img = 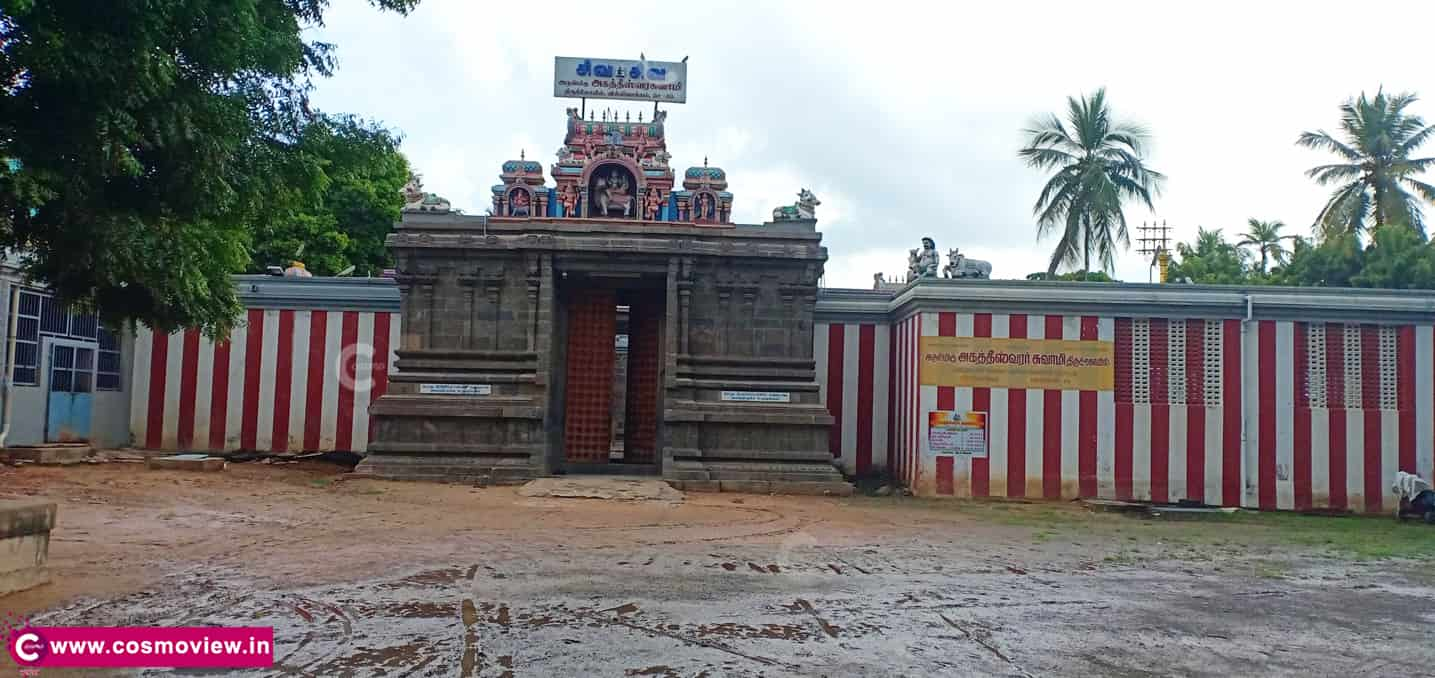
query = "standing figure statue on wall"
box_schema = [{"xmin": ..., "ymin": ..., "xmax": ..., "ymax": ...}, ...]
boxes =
[
  {"xmin": 916, "ymin": 237, "xmax": 940, "ymax": 278},
  {"xmin": 559, "ymin": 184, "xmax": 578, "ymax": 217},
  {"xmin": 906, "ymin": 249, "xmax": 920, "ymax": 282},
  {"xmin": 694, "ymin": 192, "xmax": 715, "ymax": 221},
  {"xmin": 644, "ymin": 188, "xmax": 662, "ymax": 221}
]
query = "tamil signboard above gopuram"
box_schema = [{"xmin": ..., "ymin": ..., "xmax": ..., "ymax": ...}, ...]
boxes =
[{"xmin": 553, "ymin": 56, "xmax": 688, "ymax": 103}]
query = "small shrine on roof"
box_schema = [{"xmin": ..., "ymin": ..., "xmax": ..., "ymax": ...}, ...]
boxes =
[{"xmin": 488, "ymin": 107, "xmax": 734, "ymax": 225}]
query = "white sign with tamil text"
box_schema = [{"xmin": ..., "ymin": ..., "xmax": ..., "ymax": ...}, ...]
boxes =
[
  {"xmin": 720, "ymin": 391, "xmax": 791, "ymax": 403},
  {"xmin": 927, "ymin": 411, "xmax": 988, "ymax": 457},
  {"xmin": 420, "ymin": 383, "xmax": 492, "ymax": 396},
  {"xmin": 554, "ymin": 56, "xmax": 687, "ymax": 104}
]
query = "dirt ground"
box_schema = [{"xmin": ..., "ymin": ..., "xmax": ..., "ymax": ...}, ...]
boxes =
[{"xmin": 3, "ymin": 462, "xmax": 1435, "ymax": 677}]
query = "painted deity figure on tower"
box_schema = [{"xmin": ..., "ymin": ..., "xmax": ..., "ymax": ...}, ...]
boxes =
[
  {"xmin": 559, "ymin": 184, "xmax": 578, "ymax": 216},
  {"xmin": 510, "ymin": 189, "xmax": 531, "ymax": 216},
  {"xmin": 593, "ymin": 168, "xmax": 634, "ymax": 217}
]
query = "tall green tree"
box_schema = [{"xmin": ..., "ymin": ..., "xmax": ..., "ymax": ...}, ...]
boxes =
[
  {"xmin": 249, "ymin": 115, "xmax": 409, "ymax": 277},
  {"xmin": 1020, "ymin": 88, "xmax": 1165, "ymax": 278},
  {"xmin": 0, "ymin": 0, "xmax": 418, "ymax": 335},
  {"xmin": 1236, "ymin": 218, "xmax": 1295, "ymax": 273},
  {"xmin": 1165, "ymin": 227, "xmax": 1250, "ymax": 285},
  {"xmin": 1272, "ymin": 233, "xmax": 1363, "ymax": 288},
  {"xmin": 1349, "ymin": 224, "xmax": 1435, "ymax": 289},
  {"xmin": 1297, "ymin": 90, "xmax": 1435, "ymax": 236}
]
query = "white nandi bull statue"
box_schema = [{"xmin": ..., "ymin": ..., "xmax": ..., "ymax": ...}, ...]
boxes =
[
  {"xmin": 943, "ymin": 248, "xmax": 993, "ymax": 279},
  {"xmin": 772, "ymin": 189, "xmax": 820, "ymax": 221},
  {"xmin": 402, "ymin": 174, "xmax": 453, "ymax": 214}
]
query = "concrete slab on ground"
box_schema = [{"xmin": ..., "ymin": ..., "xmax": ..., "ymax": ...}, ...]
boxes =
[
  {"xmin": 3, "ymin": 445, "xmax": 92, "ymax": 465},
  {"xmin": 518, "ymin": 477, "xmax": 684, "ymax": 503},
  {"xmin": 0, "ymin": 499, "xmax": 55, "ymax": 597},
  {"xmin": 147, "ymin": 455, "xmax": 226, "ymax": 472}
]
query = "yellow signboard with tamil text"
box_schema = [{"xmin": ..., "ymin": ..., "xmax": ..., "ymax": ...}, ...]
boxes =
[{"xmin": 919, "ymin": 336, "xmax": 1115, "ymax": 391}]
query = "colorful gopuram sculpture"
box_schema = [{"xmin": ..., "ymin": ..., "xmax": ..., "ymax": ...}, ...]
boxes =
[{"xmin": 486, "ymin": 108, "xmax": 750, "ymax": 224}]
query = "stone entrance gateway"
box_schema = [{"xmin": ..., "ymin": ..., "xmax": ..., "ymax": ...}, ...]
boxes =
[
  {"xmin": 356, "ymin": 108, "xmax": 851, "ymax": 494},
  {"xmin": 558, "ymin": 285, "xmax": 663, "ymax": 470}
]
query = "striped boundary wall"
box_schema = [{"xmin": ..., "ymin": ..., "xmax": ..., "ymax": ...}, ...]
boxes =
[
  {"xmin": 127, "ymin": 278, "xmax": 1435, "ymax": 513},
  {"xmin": 824, "ymin": 312, "xmax": 1435, "ymax": 511},
  {"xmin": 812, "ymin": 322, "xmax": 891, "ymax": 477},
  {"xmin": 130, "ymin": 308, "xmax": 399, "ymax": 453}
]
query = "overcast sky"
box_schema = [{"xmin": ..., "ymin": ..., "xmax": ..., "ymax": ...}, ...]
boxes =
[{"xmin": 306, "ymin": 0, "xmax": 1435, "ymax": 288}]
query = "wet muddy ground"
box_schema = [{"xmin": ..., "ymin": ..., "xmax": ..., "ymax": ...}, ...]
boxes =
[{"xmin": 4, "ymin": 463, "xmax": 1434, "ymax": 677}]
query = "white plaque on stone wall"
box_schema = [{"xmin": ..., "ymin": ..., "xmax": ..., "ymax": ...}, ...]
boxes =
[
  {"xmin": 720, "ymin": 391, "xmax": 790, "ymax": 403},
  {"xmin": 420, "ymin": 383, "xmax": 492, "ymax": 396}
]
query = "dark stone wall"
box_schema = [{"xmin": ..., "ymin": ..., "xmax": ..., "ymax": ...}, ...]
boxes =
[{"xmin": 359, "ymin": 216, "xmax": 849, "ymax": 493}]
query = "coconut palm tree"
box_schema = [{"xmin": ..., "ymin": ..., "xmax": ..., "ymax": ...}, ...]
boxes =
[
  {"xmin": 1298, "ymin": 90, "xmax": 1435, "ymax": 235},
  {"xmin": 1020, "ymin": 88, "xmax": 1165, "ymax": 279},
  {"xmin": 1237, "ymin": 218, "xmax": 1296, "ymax": 273}
]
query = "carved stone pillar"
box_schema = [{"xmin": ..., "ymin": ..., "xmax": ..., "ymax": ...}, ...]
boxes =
[
  {"xmin": 526, "ymin": 252, "xmax": 542, "ymax": 351},
  {"xmin": 677, "ymin": 256, "xmax": 693, "ymax": 355},
  {"xmin": 778, "ymin": 284, "xmax": 799, "ymax": 356},
  {"xmin": 458, "ymin": 270, "xmax": 481, "ymax": 349},
  {"xmin": 532, "ymin": 253, "xmax": 554, "ymax": 387},
  {"xmin": 395, "ymin": 269, "xmax": 437, "ymax": 350},
  {"xmin": 800, "ymin": 292, "xmax": 818, "ymax": 359},
  {"xmin": 739, "ymin": 280, "xmax": 759, "ymax": 357},
  {"xmin": 483, "ymin": 271, "xmax": 504, "ymax": 351},
  {"xmin": 716, "ymin": 288, "xmax": 731, "ymax": 355},
  {"xmin": 664, "ymin": 257, "xmax": 680, "ymax": 386}
]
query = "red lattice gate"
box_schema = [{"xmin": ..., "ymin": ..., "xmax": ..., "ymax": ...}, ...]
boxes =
[{"xmin": 563, "ymin": 289, "xmax": 616, "ymax": 463}]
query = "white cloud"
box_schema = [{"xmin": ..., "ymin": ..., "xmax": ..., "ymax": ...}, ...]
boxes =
[{"xmin": 310, "ymin": 0, "xmax": 1435, "ymax": 287}]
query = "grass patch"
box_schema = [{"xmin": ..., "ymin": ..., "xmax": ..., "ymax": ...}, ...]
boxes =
[
  {"xmin": 1248, "ymin": 559, "xmax": 1292, "ymax": 579},
  {"xmin": 308, "ymin": 478, "xmax": 333, "ymax": 488},
  {"xmin": 1190, "ymin": 512, "xmax": 1435, "ymax": 560},
  {"xmin": 857, "ymin": 496, "xmax": 1435, "ymax": 561}
]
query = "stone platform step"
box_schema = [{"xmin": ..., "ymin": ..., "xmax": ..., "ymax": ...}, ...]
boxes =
[
  {"xmin": 353, "ymin": 454, "xmax": 541, "ymax": 485},
  {"xmin": 2, "ymin": 444, "xmax": 93, "ymax": 465},
  {"xmin": 518, "ymin": 477, "xmax": 684, "ymax": 502},
  {"xmin": 665, "ymin": 460, "xmax": 854, "ymax": 496}
]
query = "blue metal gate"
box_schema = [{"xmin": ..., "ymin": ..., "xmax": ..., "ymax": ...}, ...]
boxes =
[{"xmin": 45, "ymin": 341, "xmax": 94, "ymax": 443}]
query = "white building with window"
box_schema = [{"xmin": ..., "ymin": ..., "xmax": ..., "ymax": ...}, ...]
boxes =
[{"xmin": 0, "ymin": 255, "xmax": 133, "ymax": 448}]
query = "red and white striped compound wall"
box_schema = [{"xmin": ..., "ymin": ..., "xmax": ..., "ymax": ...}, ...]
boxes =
[
  {"xmin": 814, "ymin": 322, "xmax": 892, "ymax": 477},
  {"xmin": 823, "ymin": 313, "xmax": 1435, "ymax": 512},
  {"xmin": 130, "ymin": 295, "xmax": 1435, "ymax": 514},
  {"xmin": 130, "ymin": 309, "xmax": 398, "ymax": 453}
]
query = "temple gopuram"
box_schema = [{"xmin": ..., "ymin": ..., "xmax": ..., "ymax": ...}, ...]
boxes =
[{"xmin": 357, "ymin": 70, "xmax": 850, "ymax": 494}]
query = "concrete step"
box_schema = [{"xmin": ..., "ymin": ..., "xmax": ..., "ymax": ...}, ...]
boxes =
[
  {"xmin": 146, "ymin": 454, "xmax": 227, "ymax": 472},
  {"xmin": 518, "ymin": 477, "xmax": 683, "ymax": 502},
  {"xmin": 2, "ymin": 444, "xmax": 93, "ymax": 465}
]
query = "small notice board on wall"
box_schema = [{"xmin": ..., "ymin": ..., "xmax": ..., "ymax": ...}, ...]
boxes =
[{"xmin": 927, "ymin": 411, "xmax": 987, "ymax": 457}]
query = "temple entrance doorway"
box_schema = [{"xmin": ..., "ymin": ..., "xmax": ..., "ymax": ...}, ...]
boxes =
[{"xmin": 558, "ymin": 281, "xmax": 664, "ymax": 473}]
